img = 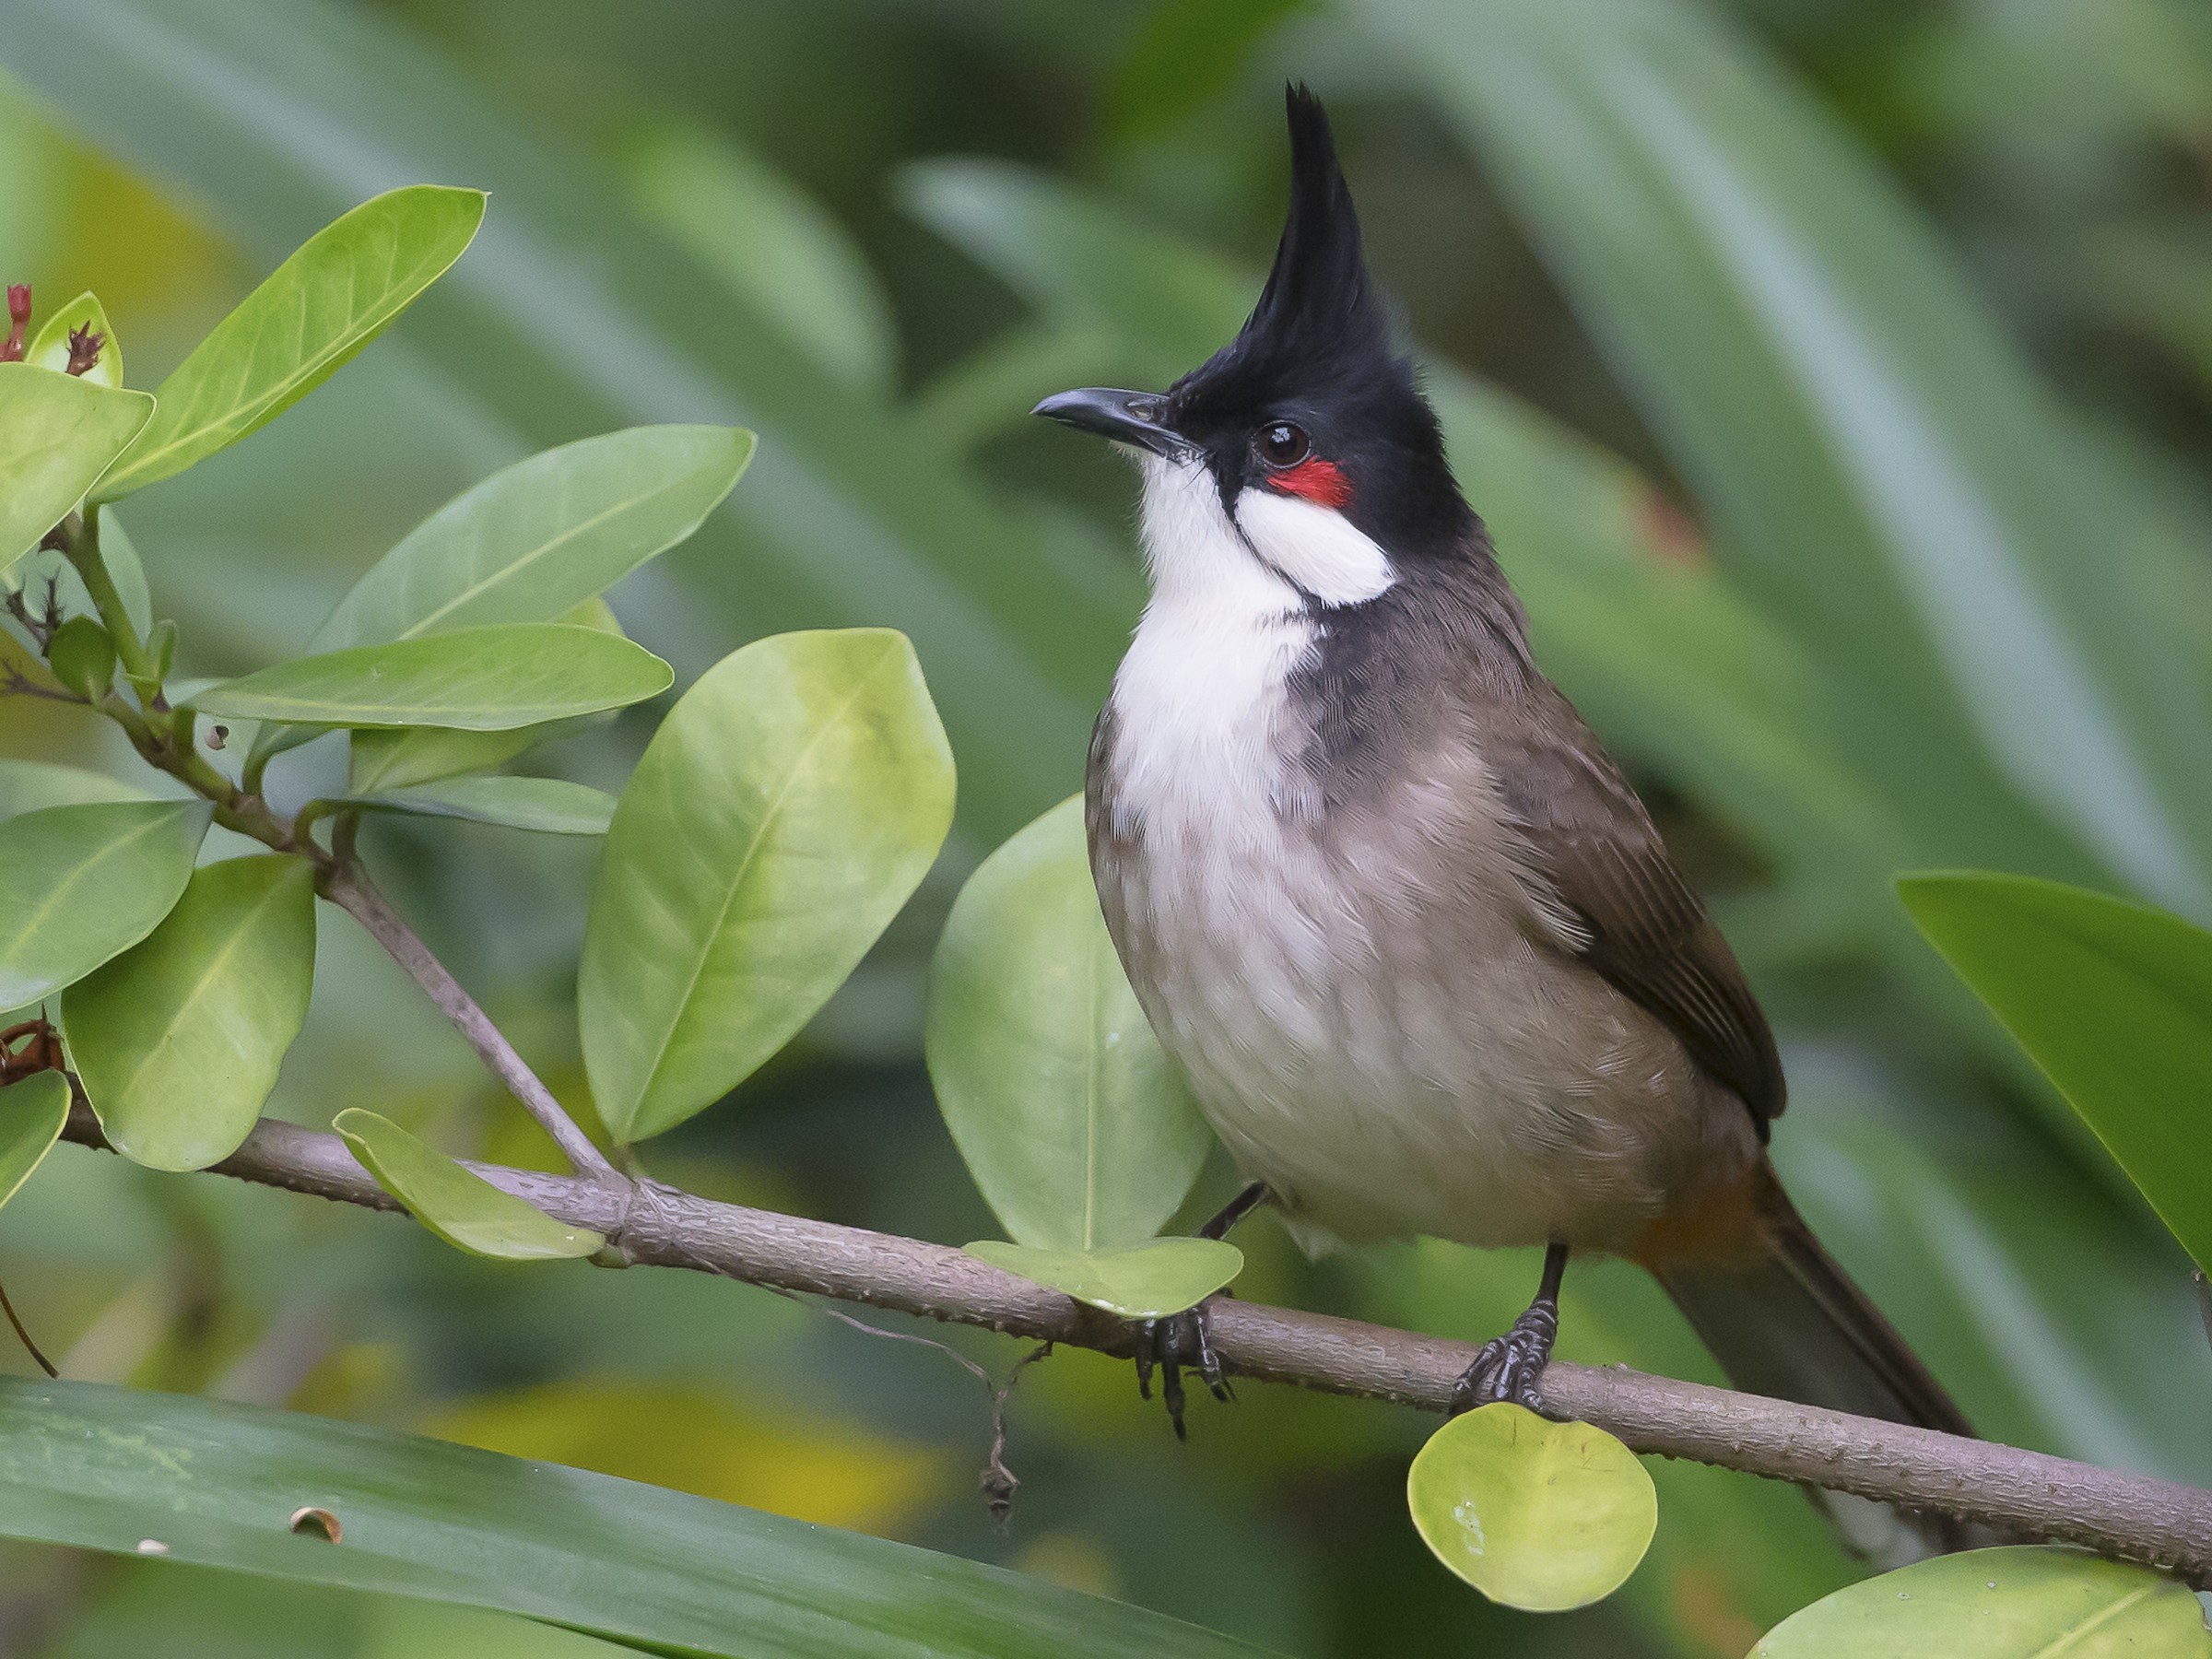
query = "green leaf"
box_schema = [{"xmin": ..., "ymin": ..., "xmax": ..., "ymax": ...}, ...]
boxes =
[
  {"xmin": 333, "ymin": 1109, "xmax": 602, "ymax": 1261},
  {"xmin": 95, "ymin": 185, "xmax": 487, "ymax": 500},
  {"xmin": 0, "ymin": 1, "xmax": 1114, "ymax": 844},
  {"xmin": 46, "ymin": 615, "xmax": 115, "ymax": 700},
  {"xmin": 1355, "ymin": 0, "xmax": 2212, "ymax": 913},
  {"xmin": 0, "ymin": 363, "xmax": 155, "ymax": 579},
  {"xmin": 1899, "ymin": 872, "xmax": 2212, "ymax": 1273},
  {"xmin": 0, "ymin": 1073, "xmax": 70, "ymax": 1211},
  {"xmin": 963, "ymin": 1238, "xmax": 1242, "ymax": 1320},
  {"xmin": 1751, "ymin": 1546, "xmax": 2210, "ymax": 1656},
  {"xmin": 927, "ymin": 795, "xmax": 1213, "ymax": 1251},
  {"xmin": 1406, "ymin": 1404, "xmax": 1657, "ymax": 1613},
  {"xmin": 331, "ymin": 777, "xmax": 617, "ymax": 837},
  {"xmin": 339, "ymin": 604, "xmax": 631, "ymax": 794},
  {"xmin": 0, "ymin": 759, "xmax": 149, "ymax": 818},
  {"xmin": 347, "ymin": 725, "xmax": 552, "ymax": 794},
  {"xmin": 65, "ymin": 855, "xmax": 317, "ymax": 1172},
  {"xmin": 101, "ymin": 509, "xmax": 154, "ymax": 639},
  {"xmin": 0, "ymin": 800, "xmax": 211, "ymax": 1008},
  {"xmin": 628, "ymin": 126, "xmax": 896, "ymax": 394},
  {"xmin": 188, "ymin": 625, "xmax": 671, "ymax": 730},
  {"xmin": 580, "ymin": 629, "xmax": 955, "ymax": 1144},
  {"xmin": 309, "ymin": 425, "xmax": 754, "ymax": 652},
  {"xmin": 147, "ymin": 618, "xmax": 177, "ymax": 680},
  {"xmin": 26, "ymin": 289, "xmax": 123, "ymax": 388},
  {"xmin": 0, "ymin": 1378, "xmax": 1282, "ymax": 1659}
]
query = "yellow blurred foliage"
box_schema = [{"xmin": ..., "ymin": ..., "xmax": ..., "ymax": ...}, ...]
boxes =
[{"xmin": 422, "ymin": 1380, "xmax": 946, "ymax": 1535}]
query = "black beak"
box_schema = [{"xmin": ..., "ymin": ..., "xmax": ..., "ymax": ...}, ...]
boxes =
[{"xmin": 1031, "ymin": 387, "xmax": 1194, "ymax": 460}]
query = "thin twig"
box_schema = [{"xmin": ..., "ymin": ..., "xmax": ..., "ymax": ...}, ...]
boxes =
[
  {"xmin": 321, "ymin": 860, "xmax": 619, "ymax": 1182},
  {"xmin": 53, "ymin": 1101, "xmax": 2212, "ymax": 1586},
  {"xmin": 0, "ymin": 1275, "xmax": 57, "ymax": 1379}
]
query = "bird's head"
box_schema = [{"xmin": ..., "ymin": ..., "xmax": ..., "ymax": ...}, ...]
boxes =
[{"xmin": 1034, "ymin": 84, "xmax": 1470, "ymax": 610}]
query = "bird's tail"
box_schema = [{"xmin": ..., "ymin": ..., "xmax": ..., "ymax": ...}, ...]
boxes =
[{"xmin": 1645, "ymin": 1160, "xmax": 1978, "ymax": 1563}]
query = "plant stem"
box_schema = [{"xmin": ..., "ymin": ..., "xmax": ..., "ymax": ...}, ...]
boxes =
[
  {"xmin": 53, "ymin": 1099, "xmax": 2212, "ymax": 1588},
  {"xmin": 58, "ymin": 507, "xmax": 159, "ymax": 695},
  {"xmin": 322, "ymin": 858, "xmax": 619, "ymax": 1182}
]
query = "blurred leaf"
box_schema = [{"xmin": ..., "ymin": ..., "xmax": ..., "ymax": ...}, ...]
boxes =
[
  {"xmin": 1751, "ymin": 1546, "xmax": 2210, "ymax": 1655},
  {"xmin": 334, "ymin": 1108, "xmax": 601, "ymax": 1261},
  {"xmin": 4, "ymin": 0, "xmax": 1120, "ymax": 841},
  {"xmin": 94, "ymin": 184, "xmax": 486, "ymax": 500},
  {"xmin": 332, "ymin": 777, "xmax": 616, "ymax": 837},
  {"xmin": 309, "ymin": 425, "xmax": 753, "ymax": 651},
  {"xmin": 964, "ymin": 1238, "xmax": 1242, "ymax": 1320},
  {"xmin": 0, "ymin": 1378, "xmax": 1284, "ymax": 1657},
  {"xmin": 627, "ymin": 127, "xmax": 894, "ymax": 394},
  {"xmin": 558, "ymin": 594, "xmax": 623, "ymax": 635},
  {"xmin": 27, "ymin": 288, "xmax": 123, "ymax": 387},
  {"xmin": 1900, "ymin": 872, "xmax": 2212, "ymax": 1274},
  {"xmin": 100, "ymin": 509, "xmax": 153, "ymax": 639},
  {"xmin": 900, "ymin": 159, "xmax": 1249, "ymax": 388},
  {"xmin": 348, "ymin": 725, "xmax": 554, "ymax": 794},
  {"xmin": 580, "ymin": 629, "xmax": 954, "ymax": 1144},
  {"xmin": 1107, "ymin": 0, "xmax": 1311, "ymax": 139},
  {"xmin": 46, "ymin": 615, "xmax": 115, "ymax": 700},
  {"xmin": 0, "ymin": 758, "xmax": 149, "ymax": 817},
  {"xmin": 1406, "ymin": 1404, "xmax": 1656, "ymax": 1613},
  {"xmin": 0, "ymin": 362, "xmax": 154, "ymax": 578},
  {"xmin": 0, "ymin": 1073, "xmax": 70, "ymax": 1210},
  {"xmin": 66, "ymin": 855, "xmax": 317, "ymax": 1172},
  {"xmin": 189, "ymin": 624, "xmax": 672, "ymax": 730},
  {"xmin": 1353, "ymin": 0, "xmax": 2212, "ymax": 914},
  {"xmin": 928, "ymin": 795, "xmax": 1214, "ymax": 1251},
  {"xmin": 425, "ymin": 1381, "xmax": 944, "ymax": 1531},
  {"xmin": 0, "ymin": 799, "xmax": 210, "ymax": 1007}
]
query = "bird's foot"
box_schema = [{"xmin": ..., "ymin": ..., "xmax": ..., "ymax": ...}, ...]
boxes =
[
  {"xmin": 1450, "ymin": 1298, "xmax": 1559, "ymax": 1414},
  {"xmin": 1134, "ymin": 1297, "xmax": 1234, "ymax": 1441}
]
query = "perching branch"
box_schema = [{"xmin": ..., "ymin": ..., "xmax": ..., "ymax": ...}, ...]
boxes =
[{"xmin": 55, "ymin": 1102, "xmax": 2212, "ymax": 1587}]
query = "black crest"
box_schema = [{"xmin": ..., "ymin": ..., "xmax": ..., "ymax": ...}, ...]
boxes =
[
  {"xmin": 1238, "ymin": 84, "xmax": 1387, "ymax": 378},
  {"xmin": 1172, "ymin": 86, "xmax": 1396, "ymax": 418},
  {"xmin": 1168, "ymin": 85, "xmax": 1468, "ymax": 560}
]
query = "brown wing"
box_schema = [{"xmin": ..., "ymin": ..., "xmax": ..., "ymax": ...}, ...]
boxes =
[{"xmin": 1487, "ymin": 689, "xmax": 1785, "ymax": 1135}]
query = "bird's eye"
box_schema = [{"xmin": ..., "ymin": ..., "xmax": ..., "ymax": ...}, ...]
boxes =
[{"xmin": 1256, "ymin": 422, "xmax": 1311, "ymax": 467}]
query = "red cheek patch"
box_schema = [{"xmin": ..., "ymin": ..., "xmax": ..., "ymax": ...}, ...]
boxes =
[{"xmin": 1267, "ymin": 456, "xmax": 1352, "ymax": 509}]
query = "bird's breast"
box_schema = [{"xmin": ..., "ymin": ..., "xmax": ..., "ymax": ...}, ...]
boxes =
[{"xmin": 1091, "ymin": 606, "xmax": 1731, "ymax": 1253}]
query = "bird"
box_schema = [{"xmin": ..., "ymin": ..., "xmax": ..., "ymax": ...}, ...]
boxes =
[{"xmin": 1032, "ymin": 84, "xmax": 1971, "ymax": 1535}]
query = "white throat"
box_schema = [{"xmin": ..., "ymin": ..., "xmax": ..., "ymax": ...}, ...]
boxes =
[{"xmin": 1102, "ymin": 454, "xmax": 1394, "ymax": 842}]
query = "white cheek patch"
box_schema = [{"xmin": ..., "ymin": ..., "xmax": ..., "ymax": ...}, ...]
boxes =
[
  {"xmin": 1112, "ymin": 454, "xmax": 1321, "ymax": 841},
  {"xmin": 1233, "ymin": 487, "xmax": 1394, "ymax": 606}
]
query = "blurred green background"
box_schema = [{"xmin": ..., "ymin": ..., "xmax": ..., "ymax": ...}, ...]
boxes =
[{"xmin": 4, "ymin": 0, "xmax": 2212, "ymax": 1653}]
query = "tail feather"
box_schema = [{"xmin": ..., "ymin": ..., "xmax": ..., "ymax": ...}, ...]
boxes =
[{"xmin": 1650, "ymin": 1164, "xmax": 1978, "ymax": 1560}]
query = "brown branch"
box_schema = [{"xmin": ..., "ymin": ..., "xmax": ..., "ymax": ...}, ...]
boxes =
[
  {"xmin": 55, "ymin": 1102, "xmax": 2212, "ymax": 1585},
  {"xmin": 321, "ymin": 860, "xmax": 618, "ymax": 1182}
]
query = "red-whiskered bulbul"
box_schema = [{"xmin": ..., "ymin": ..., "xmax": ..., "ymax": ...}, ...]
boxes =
[{"xmin": 1034, "ymin": 86, "xmax": 1971, "ymax": 1542}]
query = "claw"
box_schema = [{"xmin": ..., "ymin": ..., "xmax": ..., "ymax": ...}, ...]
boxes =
[
  {"xmin": 1132, "ymin": 1299, "xmax": 1231, "ymax": 1438},
  {"xmin": 1451, "ymin": 1316, "xmax": 1556, "ymax": 1413},
  {"xmin": 1451, "ymin": 1241, "xmax": 1569, "ymax": 1416}
]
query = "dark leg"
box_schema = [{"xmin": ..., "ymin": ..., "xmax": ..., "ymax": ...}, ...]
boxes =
[
  {"xmin": 1451, "ymin": 1242, "xmax": 1568, "ymax": 1414},
  {"xmin": 1136, "ymin": 1182, "xmax": 1269, "ymax": 1439},
  {"xmin": 1198, "ymin": 1180, "xmax": 1269, "ymax": 1241}
]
